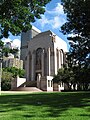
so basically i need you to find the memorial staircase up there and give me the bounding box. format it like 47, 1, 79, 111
12, 81, 42, 92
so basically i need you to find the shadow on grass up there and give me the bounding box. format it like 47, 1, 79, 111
0, 92, 90, 119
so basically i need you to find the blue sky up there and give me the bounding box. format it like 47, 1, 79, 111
2, 0, 69, 50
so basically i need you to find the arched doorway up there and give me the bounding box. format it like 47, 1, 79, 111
35, 48, 43, 80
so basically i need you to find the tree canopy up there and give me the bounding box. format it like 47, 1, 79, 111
53, 66, 90, 90
3, 67, 25, 78
61, 0, 90, 67
0, 0, 51, 38
0, 40, 19, 57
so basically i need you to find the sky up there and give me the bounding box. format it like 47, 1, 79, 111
2, 0, 69, 50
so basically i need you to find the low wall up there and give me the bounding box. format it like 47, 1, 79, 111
39, 76, 53, 91
11, 76, 26, 90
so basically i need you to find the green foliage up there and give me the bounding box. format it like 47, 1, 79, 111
10, 48, 19, 58
2, 71, 13, 80
2, 47, 19, 57
0, 0, 51, 38
10, 48, 19, 54
73, 66, 90, 90
60, 0, 90, 90
0, 39, 4, 47
61, 0, 90, 36
0, 39, 19, 57
3, 67, 25, 78
53, 66, 75, 90
1, 79, 11, 91
61, 0, 90, 67
53, 66, 90, 90
18, 68, 25, 77
0, 40, 3, 58
1, 67, 25, 90
1, 71, 13, 90
2, 47, 10, 57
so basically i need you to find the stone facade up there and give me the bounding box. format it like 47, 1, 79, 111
21, 26, 68, 91
20, 26, 41, 68
3, 57, 23, 69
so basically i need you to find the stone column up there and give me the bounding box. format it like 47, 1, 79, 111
26, 52, 30, 81
31, 50, 35, 81
63, 52, 66, 65
54, 48, 57, 75
37, 73, 41, 88
61, 50, 63, 68
58, 50, 61, 69
42, 49, 45, 77
47, 47, 51, 76
57, 49, 59, 70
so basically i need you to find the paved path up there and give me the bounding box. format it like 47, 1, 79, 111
1, 90, 43, 94
0, 87, 43, 94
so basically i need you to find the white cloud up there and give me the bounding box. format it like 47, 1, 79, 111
47, 3, 64, 15
68, 34, 79, 37
54, 3, 64, 15
38, 15, 66, 29
36, 2, 66, 29
2, 38, 21, 49
51, 16, 66, 29
52, 17, 60, 28
39, 15, 49, 28
2, 38, 11, 43
13, 39, 21, 49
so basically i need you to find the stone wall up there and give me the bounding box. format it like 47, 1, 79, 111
11, 76, 26, 90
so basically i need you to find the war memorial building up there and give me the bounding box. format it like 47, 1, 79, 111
20, 26, 68, 91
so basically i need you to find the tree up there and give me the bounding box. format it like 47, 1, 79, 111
1, 67, 25, 90
3, 67, 25, 78
61, 0, 90, 67
2, 47, 10, 57
53, 66, 75, 90
0, 39, 4, 47
53, 65, 90, 91
0, 39, 19, 57
1, 71, 13, 90
0, 40, 4, 59
0, 0, 51, 38
10, 48, 19, 58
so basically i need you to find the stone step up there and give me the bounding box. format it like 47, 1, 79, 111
13, 87, 42, 92
19, 81, 37, 87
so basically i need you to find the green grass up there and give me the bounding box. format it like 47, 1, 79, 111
0, 92, 90, 120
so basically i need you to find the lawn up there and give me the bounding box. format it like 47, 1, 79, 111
0, 92, 90, 120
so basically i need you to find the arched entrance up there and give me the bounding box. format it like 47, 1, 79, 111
35, 48, 43, 81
